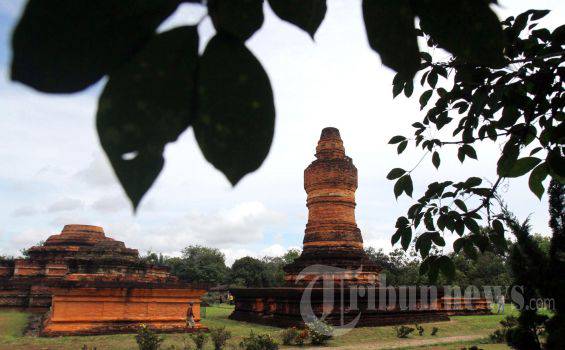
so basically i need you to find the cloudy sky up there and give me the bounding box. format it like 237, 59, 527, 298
1, 1, 563, 264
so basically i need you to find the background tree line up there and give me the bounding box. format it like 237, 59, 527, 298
140, 235, 551, 289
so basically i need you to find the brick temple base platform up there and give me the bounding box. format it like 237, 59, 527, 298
229, 287, 490, 328
42, 283, 207, 336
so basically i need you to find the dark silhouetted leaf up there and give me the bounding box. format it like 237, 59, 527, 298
394, 174, 414, 198
492, 219, 504, 235
547, 149, 565, 178
420, 90, 433, 110
396, 216, 410, 228
529, 163, 549, 199
397, 140, 408, 154
454, 199, 467, 212
453, 238, 466, 253
404, 80, 414, 97
195, 34, 275, 185
11, 0, 179, 92
401, 227, 413, 250
490, 220, 507, 250
424, 213, 435, 231
458, 145, 478, 162
461, 145, 477, 159
209, 0, 264, 41
464, 217, 480, 234
97, 26, 199, 210
419, 256, 433, 275
416, 233, 432, 258
436, 255, 455, 280
414, 0, 505, 67
457, 146, 466, 162
393, 80, 405, 98
391, 229, 402, 245
471, 234, 489, 253
428, 71, 438, 87
437, 214, 447, 231
455, 218, 465, 236
530, 9, 550, 21
387, 168, 406, 180
463, 240, 478, 259
363, 0, 420, 79
530, 147, 543, 156
498, 105, 520, 128
268, 0, 327, 38
501, 157, 541, 178
497, 144, 519, 176
552, 24, 565, 46
430, 231, 446, 246
389, 135, 406, 144
432, 151, 440, 169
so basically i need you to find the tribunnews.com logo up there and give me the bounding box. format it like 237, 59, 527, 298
295, 264, 555, 336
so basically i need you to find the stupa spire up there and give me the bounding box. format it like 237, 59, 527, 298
284, 127, 381, 285
315, 127, 346, 159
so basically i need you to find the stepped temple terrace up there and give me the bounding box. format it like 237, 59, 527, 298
229, 127, 490, 327
0, 225, 206, 336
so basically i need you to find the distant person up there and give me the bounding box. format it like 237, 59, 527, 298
497, 294, 505, 314
186, 302, 195, 328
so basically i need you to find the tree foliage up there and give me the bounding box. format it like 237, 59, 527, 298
545, 180, 565, 349
167, 245, 229, 284
503, 213, 549, 350
230, 256, 267, 287
11, 0, 509, 210
364, 245, 513, 288
157, 247, 300, 287
388, 10, 564, 281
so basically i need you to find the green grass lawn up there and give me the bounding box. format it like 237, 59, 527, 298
0, 310, 28, 340
0, 305, 519, 350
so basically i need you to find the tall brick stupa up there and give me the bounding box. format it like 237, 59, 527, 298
229, 127, 490, 327
284, 127, 381, 285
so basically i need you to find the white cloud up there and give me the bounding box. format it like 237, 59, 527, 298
162, 202, 285, 247
1, 228, 45, 257
10, 228, 44, 246
94, 202, 285, 261
221, 247, 257, 266
91, 195, 129, 213
260, 244, 287, 257
47, 197, 84, 213
74, 156, 117, 188
12, 205, 38, 217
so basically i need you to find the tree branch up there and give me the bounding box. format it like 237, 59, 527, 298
467, 177, 503, 216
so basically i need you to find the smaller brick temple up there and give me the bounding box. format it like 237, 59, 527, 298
0, 225, 206, 336
229, 127, 490, 327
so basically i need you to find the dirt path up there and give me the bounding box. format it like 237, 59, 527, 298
318, 334, 484, 350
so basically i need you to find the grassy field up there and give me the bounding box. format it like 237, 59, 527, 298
0, 305, 516, 350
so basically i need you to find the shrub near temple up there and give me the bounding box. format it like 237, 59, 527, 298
306, 320, 333, 346
280, 327, 309, 346
239, 331, 279, 350
415, 323, 425, 336
296, 328, 309, 346
394, 325, 415, 338
135, 324, 164, 350
189, 330, 208, 350
280, 327, 299, 345
210, 327, 231, 350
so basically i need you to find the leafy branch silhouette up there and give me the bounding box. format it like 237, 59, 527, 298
11, 0, 507, 210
